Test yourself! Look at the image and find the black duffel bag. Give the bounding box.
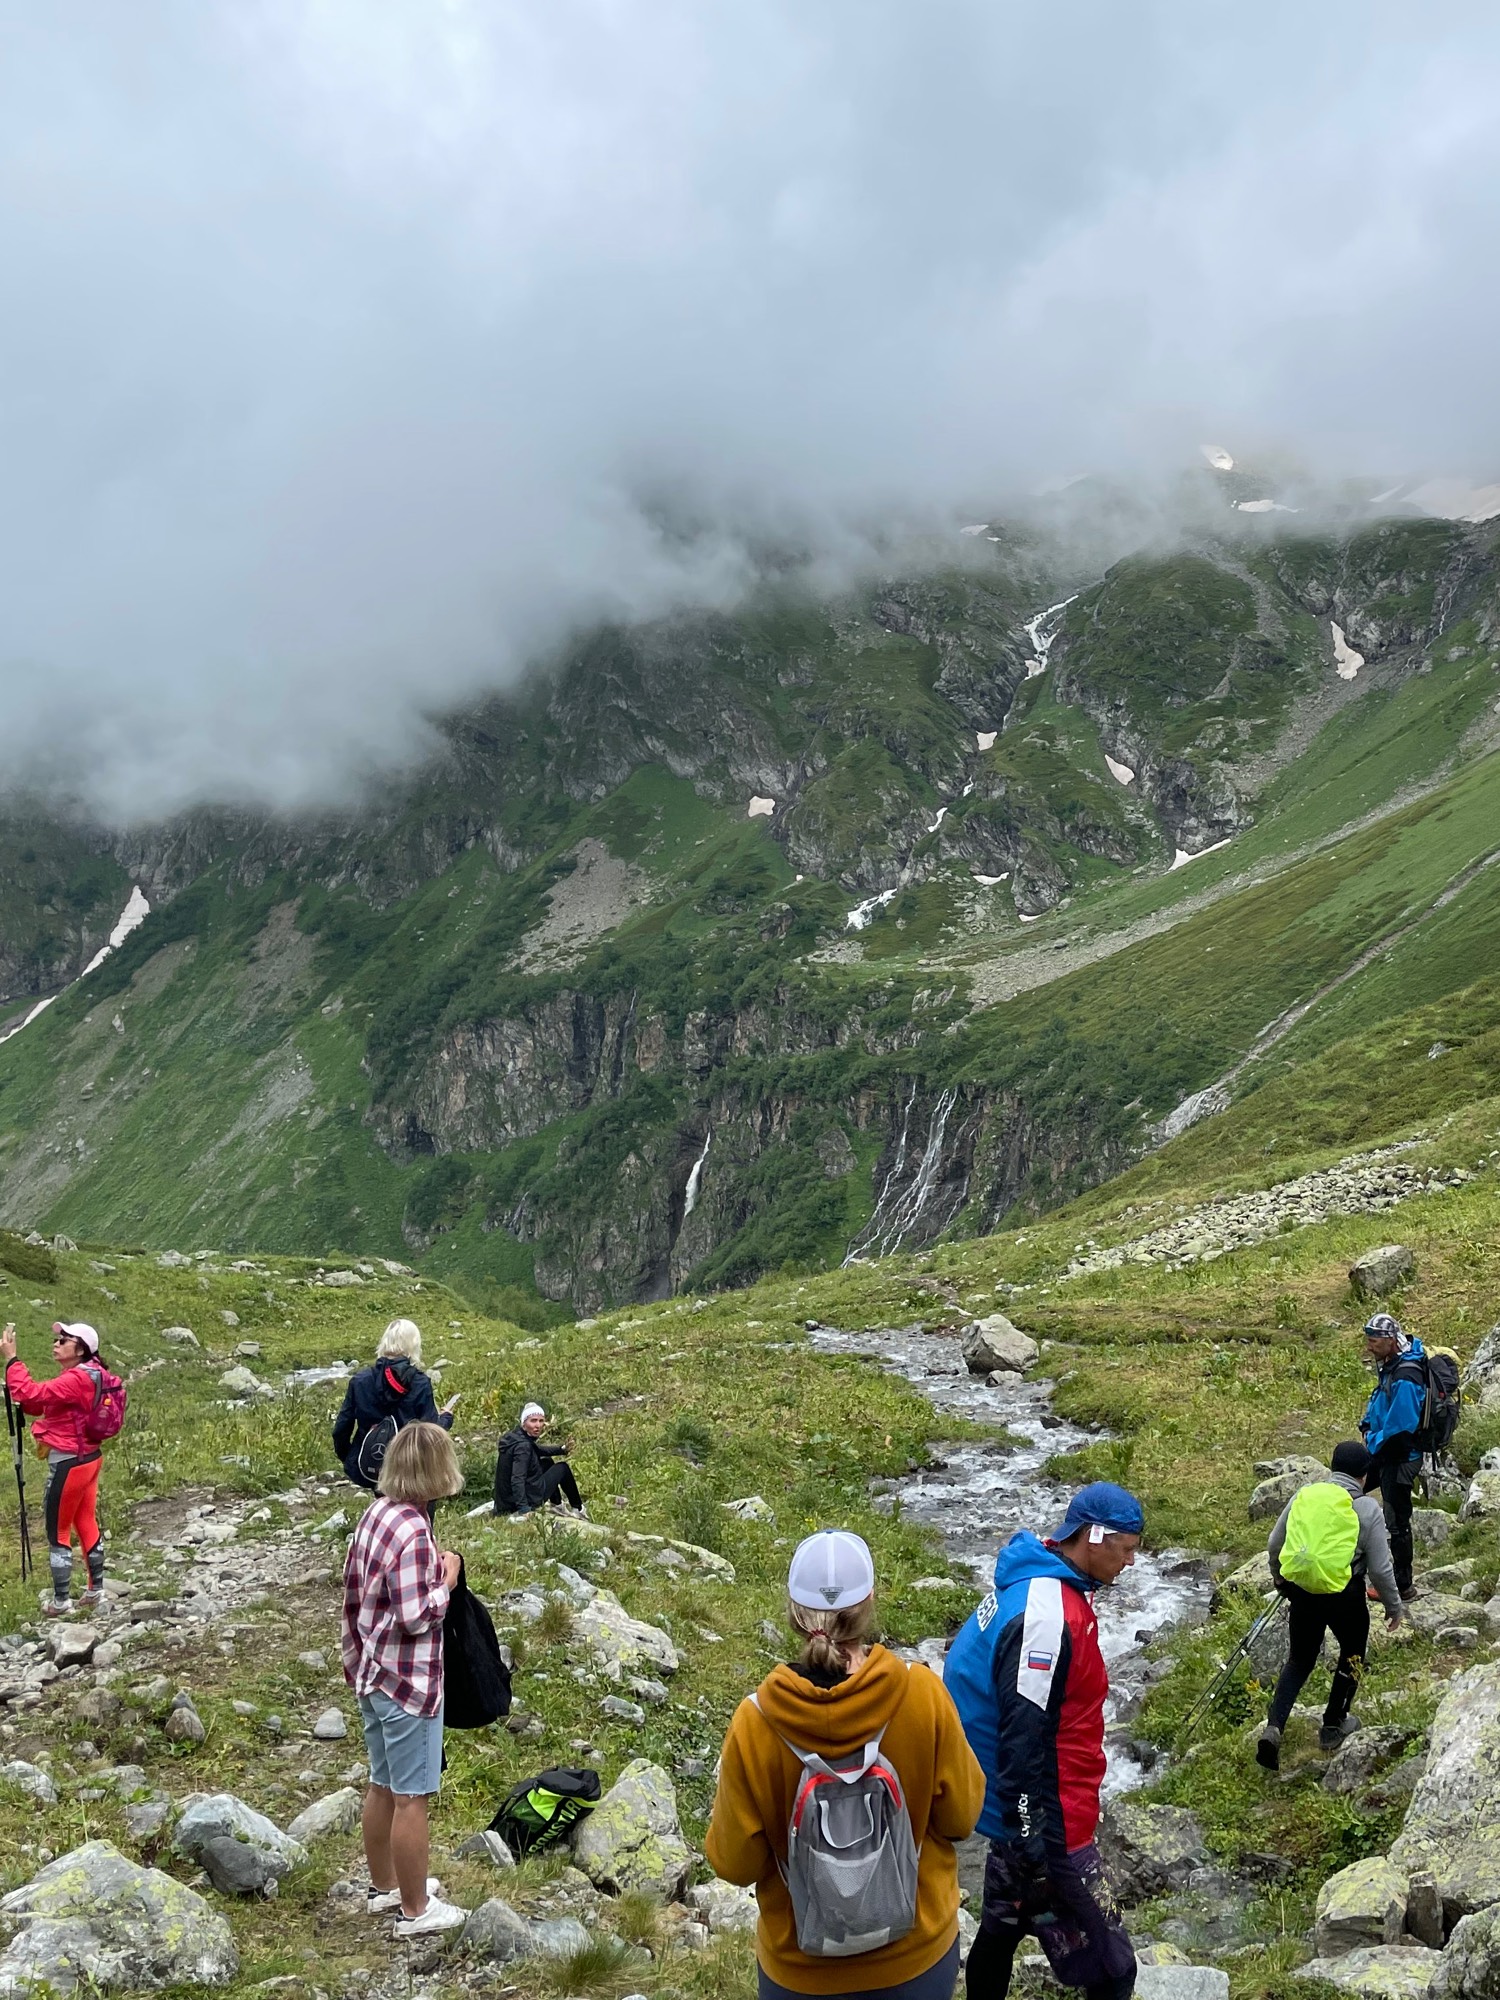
[443,1557,513,1728]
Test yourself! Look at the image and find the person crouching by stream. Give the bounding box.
[706,1529,985,2000]
[1255,1441,1404,1772]
[341,1421,467,1938]
[2,1320,112,1615]
[493,1402,585,1516]
[945,1482,1145,2000]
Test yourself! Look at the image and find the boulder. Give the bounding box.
[685,1882,758,1935]
[311,1707,347,1741]
[159,1327,200,1348]
[1461,1473,1500,1524]
[573,1590,681,1679]
[457,1831,517,1871]
[961,1314,1038,1375]
[529,1917,594,1958]
[570,1759,692,1898]
[1314,1857,1409,1956]
[174,1793,307,1893]
[285,1788,361,1845]
[163,1706,205,1744]
[1211,1550,1274,1608]
[1248,1467,1325,1521]
[1097,1801,1209,1903]
[1350,1245,1416,1298]
[217,1365,272,1397]
[1432,1905,1500,2000]
[0,1840,237,1993]
[1461,1325,1500,1403]
[1480,1597,1500,1640]
[1374,1594,1483,1646]
[1414,1510,1456,1551]
[1133,1970,1230,2000]
[1406,1873,1444,1952]
[721,1495,773,1521]
[1300,1946,1442,1998]
[0,1761,58,1805]
[1324,1728,1419,1797]
[46,1625,98,1669]
[1391,1661,1500,1920]
[460,1898,534,1963]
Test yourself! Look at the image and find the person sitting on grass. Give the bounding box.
[493,1401,584,1516]
[1256,1440,1403,1772]
[341,1419,467,1938]
[333,1318,459,1493]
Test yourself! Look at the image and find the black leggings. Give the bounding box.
[1378,1461,1415,1595]
[540,1463,583,1510]
[966,1923,1133,2000]
[1267,1576,1369,1731]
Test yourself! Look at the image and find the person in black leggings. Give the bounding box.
[494,1403,584,1515]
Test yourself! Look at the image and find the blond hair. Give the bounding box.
[788,1594,876,1678]
[378,1421,464,1504]
[377,1317,423,1363]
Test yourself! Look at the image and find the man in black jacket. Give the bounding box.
[494,1402,584,1515]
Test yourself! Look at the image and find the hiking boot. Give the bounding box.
[1320,1715,1361,1752]
[1399,1584,1421,1603]
[368,1878,441,1916]
[394,1897,466,1938]
[41,1599,72,1619]
[1255,1725,1281,1771]
[77,1588,103,1612]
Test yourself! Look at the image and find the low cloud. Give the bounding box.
[4,2,1500,820]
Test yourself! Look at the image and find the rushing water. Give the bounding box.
[806,1319,1211,1791]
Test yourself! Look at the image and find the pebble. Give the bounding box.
[312,1708,348,1741]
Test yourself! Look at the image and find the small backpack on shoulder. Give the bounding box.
[80,1362,127,1447]
[751,1692,919,1958]
[487,1766,601,1856]
[1279,1480,1360,1594]
[356,1413,400,1488]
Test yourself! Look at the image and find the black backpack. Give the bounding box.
[443,1558,513,1729]
[1409,1348,1462,1454]
[356,1413,400,1487]
[488,1766,601,1856]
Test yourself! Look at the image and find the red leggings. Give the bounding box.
[44,1452,103,1556]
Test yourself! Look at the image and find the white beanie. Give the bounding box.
[520,1402,546,1423]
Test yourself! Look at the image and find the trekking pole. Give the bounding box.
[3,1380,32,1583]
[1177,1595,1287,1746]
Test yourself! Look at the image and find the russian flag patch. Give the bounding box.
[1026,1649,1054,1671]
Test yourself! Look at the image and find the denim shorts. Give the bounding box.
[358,1690,444,1796]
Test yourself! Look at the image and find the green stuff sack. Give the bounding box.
[488,1765,601,1856]
[1279,1481,1360,1594]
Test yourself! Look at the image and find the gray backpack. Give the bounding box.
[751,1693,920,1958]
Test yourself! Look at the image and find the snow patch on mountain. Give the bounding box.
[1105,755,1135,785]
[1331,621,1364,680]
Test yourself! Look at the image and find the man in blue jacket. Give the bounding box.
[946,1482,1144,2000]
[1358,1313,1424,1600]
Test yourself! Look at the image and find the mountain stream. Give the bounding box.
[806,1318,1211,1794]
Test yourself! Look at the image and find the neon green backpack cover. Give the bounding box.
[1280,1481,1360,1593]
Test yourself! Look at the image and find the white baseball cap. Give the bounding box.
[53,1321,100,1355]
[788,1530,875,1611]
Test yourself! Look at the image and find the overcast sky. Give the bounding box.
[3,1,1500,820]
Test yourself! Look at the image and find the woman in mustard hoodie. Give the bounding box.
[707,1530,985,2000]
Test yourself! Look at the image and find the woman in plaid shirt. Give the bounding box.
[342,1421,466,1936]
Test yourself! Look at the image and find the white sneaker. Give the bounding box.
[394,1896,466,1938]
[368,1877,441,1915]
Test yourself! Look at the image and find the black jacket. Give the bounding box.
[332,1358,451,1490]
[494,1425,568,1513]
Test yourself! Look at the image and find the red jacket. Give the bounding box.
[4,1357,101,1457]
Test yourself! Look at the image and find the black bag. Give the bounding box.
[1407,1348,1462,1455]
[443,1558,512,1729]
[356,1412,400,1488]
[488,1765,601,1856]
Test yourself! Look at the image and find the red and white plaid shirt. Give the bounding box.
[341,1498,450,1717]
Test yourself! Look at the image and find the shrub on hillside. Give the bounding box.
[0,1232,57,1284]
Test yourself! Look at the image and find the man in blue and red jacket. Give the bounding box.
[946,1482,1144,2000]
[1358,1313,1426,1599]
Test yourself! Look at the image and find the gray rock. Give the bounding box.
[1248,1467,1325,1521]
[529,1916,594,1959]
[158,1326,199,1347]
[1324,1727,1418,1797]
[1301,1945,1441,1998]
[1461,1473,1500,1524]
[217,1364,272,1397]
[1133,1970,1230,2000]
[285,1787,361,1845]
[198,1836,280,1898]
[961,1313,1038,1374]
[1350,1245,1416,1298]
[552,1564,597,1606]
[1097,1801,1209,1903]
[721,1495,773,1521]
[163,1706,205,1744]
[0,1761,58,1805]
[600,1697,646,1724]
[570,1758,692,1898]
[628,1677,670,1706]
[573,1590,680,1677]
[1314,1857,1409,1956]
[1391,1661,1500,1920]
[0,1840,237,1993]
[685,1882,758,1935]
[123,1798,172,1839]
[1432,1905,1500,2000]
[1414,1510,1456,1550]
[311,1707,347,1741]
[174,1793,307,1892]
[1480,1597,1500,1640]
[1406,1872,1444,1952]
[460,1897,533,1962]
[457,1831,517,1870]
[46,1625,98,1669]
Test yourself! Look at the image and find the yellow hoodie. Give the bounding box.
[705,1646,985,1994]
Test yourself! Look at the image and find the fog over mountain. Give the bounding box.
[4,0,1500,818]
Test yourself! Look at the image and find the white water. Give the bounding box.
[927,806,948,835]
[976,731,997,751]
[1104,754,1135,785]
[1022,595,1078,678]
[683,1130,712,1216]
[846,887,899,931]
[846,1085,961,1262]
[1331,621,1364,680]
[0,884,151,1046]
[805,1320,1210,1790]
[1170,837,1232,870]
[971,872,1008,887]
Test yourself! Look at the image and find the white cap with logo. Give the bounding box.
[787,1529,876,1611]
[53,1321,100,1355]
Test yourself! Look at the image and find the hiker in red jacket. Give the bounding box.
[1,1320,111,1615]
